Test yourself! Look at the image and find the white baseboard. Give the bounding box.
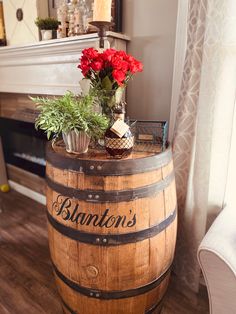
[9,180,46,205]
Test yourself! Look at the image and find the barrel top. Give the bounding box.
[46,141,172,175]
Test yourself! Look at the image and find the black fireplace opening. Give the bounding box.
[0,117,47,177]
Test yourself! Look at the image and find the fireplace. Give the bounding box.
[0,34,128,199]
[0,117,47,178]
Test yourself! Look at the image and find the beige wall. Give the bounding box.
[123,0,178,121]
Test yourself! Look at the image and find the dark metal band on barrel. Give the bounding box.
[61,299,77,314]
[46,143,172,176]
[46,171,175,203]
[146,298,164,314]
[53,262,171,300]
[61,295,164,314]
[47,209,176,246]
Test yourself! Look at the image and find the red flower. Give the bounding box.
[125,54,135,63]
[78,56,90,76]
[90,58,104,71]
[130,60,143,74]
[80,55,89,65]
[124,54,143,74]
[101,48,116,62]
[110,55,121,69]
[77,48,143,82]
[111,54,129,70]
[115,50,128,60]
[112,70,126,85]
[82,48,99,60]
[119,60,129,72]
[79,64,90,77]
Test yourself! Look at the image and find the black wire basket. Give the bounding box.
[130,120,168,153]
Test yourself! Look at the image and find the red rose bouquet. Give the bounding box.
[78,48,143,116]
[78,48,143,87]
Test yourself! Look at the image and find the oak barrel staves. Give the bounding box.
[46,143,177,314]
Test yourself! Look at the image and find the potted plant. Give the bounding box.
[35,17,60,41]
[31,92,109,154]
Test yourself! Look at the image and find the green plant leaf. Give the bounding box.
[35,17,59,30]
[101,76,113,90]
[31,91,108,140]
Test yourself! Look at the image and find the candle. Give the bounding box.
[0,2,4,40]
[74,8,81,25]
[0,20,4,39]
[93,0,112,22]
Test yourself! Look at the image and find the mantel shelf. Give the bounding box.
[0,32,130,55]
[0,32,129,95]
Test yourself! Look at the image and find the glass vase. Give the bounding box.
[97,87,125,121]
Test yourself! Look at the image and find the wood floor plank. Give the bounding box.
[0,190,62,314]
[163,279,209,314]
[0,190,209,314]
[0,304,11,314]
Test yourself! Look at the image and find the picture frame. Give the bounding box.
[48,0,123,32]
[111,0,123,32]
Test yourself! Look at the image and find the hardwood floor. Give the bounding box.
[0,190,209,314]
[163,279,209,314]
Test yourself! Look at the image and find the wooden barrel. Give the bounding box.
[46,143,177,314]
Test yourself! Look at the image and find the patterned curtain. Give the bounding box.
[173,0,236,292]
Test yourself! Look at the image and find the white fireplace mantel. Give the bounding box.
[0,32,129,95]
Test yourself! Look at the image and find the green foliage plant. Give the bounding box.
[31,92,109,140]
[35,17,60,30]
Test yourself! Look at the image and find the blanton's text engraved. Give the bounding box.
[52,195,137,229]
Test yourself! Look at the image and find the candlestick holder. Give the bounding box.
[89,21,114,48]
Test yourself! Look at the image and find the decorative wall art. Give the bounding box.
[0,1,6,46]
[2,0,48,45]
